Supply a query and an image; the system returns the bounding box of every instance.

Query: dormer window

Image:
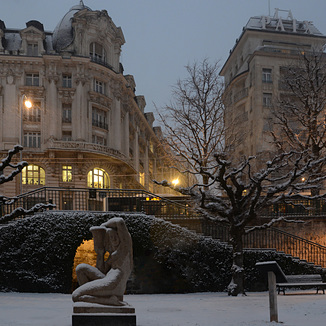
[90,42,106,65]
[27,43,38,56]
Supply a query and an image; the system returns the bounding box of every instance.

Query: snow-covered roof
[52,3,92,52]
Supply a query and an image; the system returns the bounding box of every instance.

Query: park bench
[256,261,326,295]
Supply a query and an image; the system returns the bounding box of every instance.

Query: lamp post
[20,95,32,194]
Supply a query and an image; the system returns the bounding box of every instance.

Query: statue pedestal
[72,302,136,326]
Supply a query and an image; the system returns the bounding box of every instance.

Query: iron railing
[201,220,326,268]
[0,187,199,220]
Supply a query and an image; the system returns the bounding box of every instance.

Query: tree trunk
[228,227,245,296]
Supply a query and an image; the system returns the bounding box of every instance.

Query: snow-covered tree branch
[155,150,326,296]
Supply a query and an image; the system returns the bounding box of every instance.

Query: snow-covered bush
[0,211,322,293]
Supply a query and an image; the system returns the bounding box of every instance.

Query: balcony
[90,56,114,72]
[233,87,248,104]
[92,119,108,130]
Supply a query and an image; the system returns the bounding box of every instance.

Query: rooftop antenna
[80,0,85,6]
[268,0,271,16]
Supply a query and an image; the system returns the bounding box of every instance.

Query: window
[24,102,41,122]
[92,134,107,146]
[94,79,104,94]
[62,75,72,88]
[27,43,38,56]
[139,172,145,186]
[87,168,109,189]
[62,131,72,141]
[25,73,39,86]
[90,42,106,64]
[263,93,273,107]
[22,164,45,185]
[62,104,72,123]
[92,108,108,130]
[262,68,272,83]
[62,165,73,182]
[24,132,41,148]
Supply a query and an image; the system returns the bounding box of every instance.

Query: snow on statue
[72,217,133,306]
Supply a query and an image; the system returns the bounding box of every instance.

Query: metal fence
[0,187,199,220]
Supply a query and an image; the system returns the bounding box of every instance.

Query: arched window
[89,42,106,64]
[22,164,45,185]
[87,168,109,189]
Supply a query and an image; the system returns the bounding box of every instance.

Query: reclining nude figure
[72,217,133,306]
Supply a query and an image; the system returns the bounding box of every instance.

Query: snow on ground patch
[0,291,326,326]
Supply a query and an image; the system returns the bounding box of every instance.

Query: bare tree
[155,150,326,296]
[158,59,225,186]
[272,50,326,195]
[0,145,55,223]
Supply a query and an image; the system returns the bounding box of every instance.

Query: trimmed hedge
[0,211,323,293]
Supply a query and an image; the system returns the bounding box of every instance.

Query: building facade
[220,9,326,160]
[0,2,186,198]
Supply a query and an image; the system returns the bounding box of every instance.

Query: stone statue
[72,217,133,306]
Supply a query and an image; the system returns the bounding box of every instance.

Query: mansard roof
[53,2,92,52]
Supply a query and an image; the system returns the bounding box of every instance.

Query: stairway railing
[201,219,326,268]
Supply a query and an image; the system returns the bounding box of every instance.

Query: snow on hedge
[0,211,323,294]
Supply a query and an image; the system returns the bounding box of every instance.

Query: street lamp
[172,178,179,187]
[20,95,33,194]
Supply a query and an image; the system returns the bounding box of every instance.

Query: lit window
[139,172,145,186]
[24,132,41,148]
[62,165,73,182]
[87,168,109,189]
[62,75,72,88]
[25,73,39,86]
[262,68,272,83]
[149,141,154,153]
[22,164,45,185]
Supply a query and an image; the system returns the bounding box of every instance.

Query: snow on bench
[255,261,326,295]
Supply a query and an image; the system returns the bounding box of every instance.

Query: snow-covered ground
[0,291,326,326]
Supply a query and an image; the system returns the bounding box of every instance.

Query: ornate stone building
[220,9,326,160]
[0,2,186,197]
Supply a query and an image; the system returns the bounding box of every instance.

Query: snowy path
[0,291,326,326]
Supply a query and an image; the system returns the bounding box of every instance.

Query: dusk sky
[1,0,326,123]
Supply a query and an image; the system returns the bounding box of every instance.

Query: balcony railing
[233,87,248,103]
[92,119,108,130]
[90,56,114,71]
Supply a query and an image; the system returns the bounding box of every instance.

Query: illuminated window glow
[87,168,109,189]
[62,165,73,182]
[22,164,45,185]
